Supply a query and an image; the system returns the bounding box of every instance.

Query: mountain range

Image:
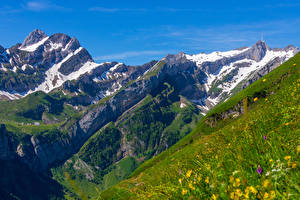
[0,30,299,199]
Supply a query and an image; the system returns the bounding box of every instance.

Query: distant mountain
[100,47,300,200]
[163,41,298,112]
[0,30,298,114]
[0,30,299,199]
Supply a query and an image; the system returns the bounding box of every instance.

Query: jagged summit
[246,40,270,61]
[0,30,298,109]
[20,29,48,49]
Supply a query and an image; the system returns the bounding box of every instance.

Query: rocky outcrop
[0,66,165,172]
[0,30,95,93]
[0,32,299,174]
[19,29,47,49]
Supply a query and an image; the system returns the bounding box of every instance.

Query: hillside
[1,30,299,200]
[50,83,200,199]
[100,53,300,199]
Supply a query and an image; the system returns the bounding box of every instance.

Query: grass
[99,53,300,199]
[103,157,138,190]
[0,91,77,124]
[51,82,201,199]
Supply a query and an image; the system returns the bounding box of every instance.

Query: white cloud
[24,1,68,12]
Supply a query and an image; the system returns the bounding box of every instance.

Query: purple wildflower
[264,135,267,140]
[257,165,263,174]
[179,169,182,175]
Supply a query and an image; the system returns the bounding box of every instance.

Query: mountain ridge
[0,29,299,199]
[0,30,298,111]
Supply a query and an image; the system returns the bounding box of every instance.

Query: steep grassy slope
[51,83,200,199]
[100,53,300,199]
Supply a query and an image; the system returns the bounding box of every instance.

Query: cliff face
[0,37,298,174]
[0,124,16,160]
[0,66,165,172]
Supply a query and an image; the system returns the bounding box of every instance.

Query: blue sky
[1,0,300,65]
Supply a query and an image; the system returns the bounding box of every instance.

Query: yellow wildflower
[245,186,250,194]
[229,175,234,183]
[215,155,218,159]
[263,192,269,199]
[178,178,182,184]
[205,177,209,184]
[284,155,291,160]
[292,163,297,168]
[270,190,276,199]
[269,159,273,163]
[235,189,242,197]
[293,63,296,66]
[234,178,241,187]
[249,186,257,194]
[182,188,188,195]
[189,182,195,190]
[211,194,217,200]
[263,179,270,188]
[230,192,235,199]
[253,97,258,102]
[186,169,192,178]
[297,145,300,153]
[197,176,202,182]
[262,79,267,82]
[244,192,249,199]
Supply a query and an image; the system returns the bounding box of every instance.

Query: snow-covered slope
[0,30,112,99]
[19,37,49,52]
[0,30,298,110]
[183,41,298,112]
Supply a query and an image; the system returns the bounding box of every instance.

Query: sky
[0,0,300,65]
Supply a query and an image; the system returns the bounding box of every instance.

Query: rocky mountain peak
[244,40,270,62]
[283,44,299,52]
[46,34,81,52]
[163,52,190,66]
[253,40,270,50]
[20,29,48,48]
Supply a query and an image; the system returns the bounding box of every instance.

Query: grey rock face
[62,60,157,105]
[0,30,95,93]
[59,48,93,75]
[243,40,270,61]
[20,29,47,49]
[0,33,299,174]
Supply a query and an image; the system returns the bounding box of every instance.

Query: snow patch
[48,42,63,51]
[21,64,33,71]
[109,63,123,71]
[19,37,49,52]
[27,47,101,94]
[185,48,249,65]
[0,91,21,100]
